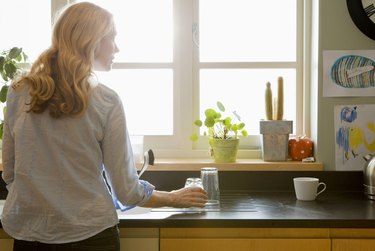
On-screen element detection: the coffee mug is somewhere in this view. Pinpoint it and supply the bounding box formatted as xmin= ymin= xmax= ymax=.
xmin=293 ymin=177 xmax=326 ymax=201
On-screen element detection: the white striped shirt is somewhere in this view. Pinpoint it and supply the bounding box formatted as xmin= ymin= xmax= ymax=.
xmin=1 ymin=79 xmax=154 ymax=243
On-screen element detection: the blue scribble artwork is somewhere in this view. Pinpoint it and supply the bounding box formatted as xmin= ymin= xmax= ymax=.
xmin=336 ymin=106 xmax=358 ymax=160
xmin=331 ymin=55 xmax=375 ymax=88
xmin=335 ymin=105 xmax=375 ymax=171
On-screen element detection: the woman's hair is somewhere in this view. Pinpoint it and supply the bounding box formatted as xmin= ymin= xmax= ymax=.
xmin=13 ymin=2 xmax=114 ymax=118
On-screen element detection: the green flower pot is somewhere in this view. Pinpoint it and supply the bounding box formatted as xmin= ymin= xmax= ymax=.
xmin=208 ymin=138 xmax=239 ymax=163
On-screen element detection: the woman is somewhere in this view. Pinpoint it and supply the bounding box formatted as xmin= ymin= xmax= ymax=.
xmin=1 ymin=2 xmax=207 ymax=251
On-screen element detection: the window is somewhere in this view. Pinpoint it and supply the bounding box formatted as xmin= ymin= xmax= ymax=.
xmin=0 ymin=0 xmax=51 ymax=123
xmin=79 ymin=0 xmax=174 ymax=136
xmin=0 ymin=0 xmax=306 ymax=159
xmin=0 ymin=0 xmax=51 ymax=62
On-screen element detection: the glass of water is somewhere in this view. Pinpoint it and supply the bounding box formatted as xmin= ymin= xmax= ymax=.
xmin=201 ymin=167 xmax=220 ymax=205
xmin=184 ymin=177 xmax=203 ymax=189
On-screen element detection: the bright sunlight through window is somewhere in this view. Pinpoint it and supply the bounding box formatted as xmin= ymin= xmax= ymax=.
xmin=0 ymin=0 xmax=303 ymax=157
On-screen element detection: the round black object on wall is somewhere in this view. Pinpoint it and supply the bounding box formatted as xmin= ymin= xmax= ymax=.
xmin=346 ymin=0 xmax=375 ymax=40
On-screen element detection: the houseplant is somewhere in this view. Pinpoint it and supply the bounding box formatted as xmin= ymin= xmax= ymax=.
xmin=190 ymin=101 xmax=248 ymax=163
xmin=0 ymin=47 xmax=28 ymax=139
xmin=260 ymin=76 xmax=292 ymax=161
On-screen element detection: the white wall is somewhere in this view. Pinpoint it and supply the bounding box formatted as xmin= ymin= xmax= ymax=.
xmin=314 ymin=0 xmax=375 ymax=170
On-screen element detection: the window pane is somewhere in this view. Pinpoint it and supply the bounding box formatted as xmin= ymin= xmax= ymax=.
xmin=0 ymin=0 xmax=51 ymax=62
xmin=95 ymin=69 xmax=173 ymax=135
xmin=81 ymin=0 xmax=173 ymax=62
xmin=199 ymin=0 xmax=296 ymax=62
xmin=199 ymin=69 xmax=296 ymax=135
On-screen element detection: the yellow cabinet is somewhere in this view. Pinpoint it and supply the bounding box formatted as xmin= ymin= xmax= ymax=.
xmin=332 ymin=239 xmax=375 ymax=251
xmin=161 ymin=238 xmax=330 ymax=251
xmin=0 ymin=229 xmax=13 ymax=251
xmin=160 ymin=228 xmax=331 ymax=251
xmin=331 ymin=229 xmax=375 ymax=251
xmin=119 ymin=227 xmax=159 ymax=251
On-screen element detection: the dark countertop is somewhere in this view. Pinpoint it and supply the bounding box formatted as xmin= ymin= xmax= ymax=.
xmin=117 ymin=190 xmax=375 ymax=228
xmin=2 ymin=170 xmax=375 ymax=229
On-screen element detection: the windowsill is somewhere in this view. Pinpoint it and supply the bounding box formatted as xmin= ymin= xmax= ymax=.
xmin=136 ymin=159 xmax=323 ymax=171
xmin=0 ymin=159 xmax=323 ymax=172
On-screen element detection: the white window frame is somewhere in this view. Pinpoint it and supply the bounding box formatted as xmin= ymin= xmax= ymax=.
xmin=50 ymin=0 xmax=308 ymax=159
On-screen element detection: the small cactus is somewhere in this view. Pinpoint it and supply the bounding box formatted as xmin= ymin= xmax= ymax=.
xmin=264 ymin=76 xmax=284 ymax=120
xmin=265 ymin=82 xmax=273 ymax=120
xmin=276 ymin=76 xmax=284 ymax=120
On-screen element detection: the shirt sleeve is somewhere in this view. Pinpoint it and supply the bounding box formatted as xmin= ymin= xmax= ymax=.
xmin=101 ymin=94 xmax=154 ymax=207
xmin=1 ymin=87 xmax=15 ymax=187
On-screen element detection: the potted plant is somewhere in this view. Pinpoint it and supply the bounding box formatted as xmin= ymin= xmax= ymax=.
xmin=190 ymin=101 xmax=248 ymax=163
xmin=260 ymin=76 xmax=292 ymax=161
xmin=0 ymin=47 xmax=28 ymax=139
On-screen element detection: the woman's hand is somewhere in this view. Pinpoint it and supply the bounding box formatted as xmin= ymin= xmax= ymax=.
xmin=142 ymin=187 xmax=207 ymax=208
xmin=169 ymin=187 xmax=208 ymax=208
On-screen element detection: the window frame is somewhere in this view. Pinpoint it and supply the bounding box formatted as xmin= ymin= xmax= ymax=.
xmin=172 ymin=0 xmax=305 ymax=158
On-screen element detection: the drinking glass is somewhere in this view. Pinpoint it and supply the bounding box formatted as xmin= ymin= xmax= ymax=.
xmin=201 ymin=167 xmax=220 ymax=205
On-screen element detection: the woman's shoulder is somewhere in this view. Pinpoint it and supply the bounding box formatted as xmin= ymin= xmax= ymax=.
xmin=90 ymin=83 xmax=122 ymax=111
xmin=93 ymin=83 xmax=120 ymax=101
xmin=7 ymin=80 xmax=30 ymax=101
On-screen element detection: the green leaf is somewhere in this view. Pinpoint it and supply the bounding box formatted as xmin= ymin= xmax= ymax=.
xmin=16 ymin=53 xmax=22 ymax=62
xmin=0 ymin=122 xmax=3 ymax=140
xmin=223 ymin=117 xmax=231 ymax=127
xmin=0 ymin=56 xmax=5 ymax=71
xmin=1 ymin=71 xmax=8 ymax=82
xmin=217 ymin=101 xmax=225 ymax=112
xmin=190 ymin=133 xmax=198 ymax=141
xmin=22 ymin=52 xmax=28 ymax=62
xmin=4 ymin=63 xmax=17 ymax=79
xmin=194 ymin=120 xmax=202 ymax=127
xmin=205 ymin=108 xmax=217 ymax=118
xmin=237 ymin=122 xmax=245 ymax=130
xmin=204 ymin=117 xmax=215 ymax=127
xmin=0 ymin=85 xmax=8 ymax=103
xmin=8 ymin=47 xmax=22 ymax=59
xmin=241 ymin=130 xmax=248 ymax=137
xmin=231 ymin=124 xmax=238 ymax=131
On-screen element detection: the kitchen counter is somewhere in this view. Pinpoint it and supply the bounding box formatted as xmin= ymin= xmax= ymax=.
xmin=1 ymin=170 xmax=374 ymax=229
xmin=112 ymin=190 xmax=375 ymax=228
xmin=1 ymin=191 xmax=374 ymax=229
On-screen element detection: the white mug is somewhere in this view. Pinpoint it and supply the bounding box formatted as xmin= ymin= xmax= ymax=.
xmin=293 ymin=177 xmax=326 ymax=201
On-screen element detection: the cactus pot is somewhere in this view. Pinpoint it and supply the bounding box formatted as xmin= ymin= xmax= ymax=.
xmin=260 ymin=120 xmax=293 ymax=161
xmin=208 ymin=138 xmax=239 ymax=163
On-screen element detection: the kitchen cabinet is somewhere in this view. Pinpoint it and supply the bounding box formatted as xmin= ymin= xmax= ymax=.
xmin=331 ymin=229 xmax=375 ymax=251
xmin=160 ymin=228 xmax=331 ymax=251
xmin=0 ymin=229 xmax=13 ymax=251
xmin=119 ymin=227 xmax=159 ymax=251
xmin=332 ymin=239 xmax=375 ymax=251
xmin=2 ymin=227 xmax=375 ymax=250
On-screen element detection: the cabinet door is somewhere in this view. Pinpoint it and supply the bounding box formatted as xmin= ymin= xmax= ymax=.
xmin=119 ymin=228 xmax=159 ymax=251
xmin=0 ymin=239 xmax=13 ymax=251
xmin=160 ymin=238 xmax=330 ymax=251
xmin=0 ymin=229 xmax=13 ymax=251
xmin=332 ymin=239 xmax=375 ymax=251
xmin=120 ymin=238 xmax=158 ymax=251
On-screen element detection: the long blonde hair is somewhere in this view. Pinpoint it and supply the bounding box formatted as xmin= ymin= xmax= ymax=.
xmin=14 ymin=2 xmax=114 ymax=118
